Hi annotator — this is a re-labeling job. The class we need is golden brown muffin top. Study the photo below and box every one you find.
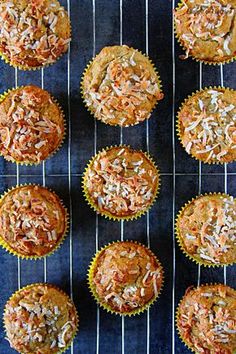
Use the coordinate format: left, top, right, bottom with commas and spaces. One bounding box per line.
92, 242, 163, 314
0, 0, 71, 68
0, 85, 65, 164
82, 45, 163, 127
4, 284, 78, 353
177, 284, 236, 354
84, 146, 159, 218
178, 88, 236, 163
0, 185, 67, 257
174, 0, 236, 63
177, 194, 236, 265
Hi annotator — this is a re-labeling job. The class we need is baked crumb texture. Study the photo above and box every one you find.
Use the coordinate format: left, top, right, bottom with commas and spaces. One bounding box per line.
82, 45, 164, 127
0, 85, 65, 164
83, 146, 160, 220
89, 241, 164, 315
0, 185, 67, 258
176, 193, 236, 266
0, 0, 71, 69
174, 0, 236, 64
4, 283, 78, 353
177, 87, 236, 164
177, 284, 236, 354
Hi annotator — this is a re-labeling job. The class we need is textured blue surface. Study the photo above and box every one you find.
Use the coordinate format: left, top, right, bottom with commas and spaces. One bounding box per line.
0, 1, 235, 353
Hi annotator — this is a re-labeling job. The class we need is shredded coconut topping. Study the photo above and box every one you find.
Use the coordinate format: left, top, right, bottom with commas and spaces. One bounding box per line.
178, 194, 236, 265
175, 0, 236, 62
179, 88, 236, 163
4, 284, 77, 352
178, 284, 236, 353
0, 0, 71, 68
0, 85, 64, 163
83, 45, 163, 126
0, 185, 66, 256
93, 242, 163, 313
85, 146, 159, 217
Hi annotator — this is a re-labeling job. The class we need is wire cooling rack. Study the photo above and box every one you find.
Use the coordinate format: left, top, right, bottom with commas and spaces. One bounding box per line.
0, 1, 235, 354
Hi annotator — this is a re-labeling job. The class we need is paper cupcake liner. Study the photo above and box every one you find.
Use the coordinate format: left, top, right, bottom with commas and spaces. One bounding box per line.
176, 86, 236, 164
175, 283, 236, 354
175, 192, 236, 267
0, 86, 66, 166
3, 283, 79, 354
0, 184, 69, 260
82, 145, 161, 221
80, 46, 163, 127
174, 1, 236, 66
0, 20, 72, 71
87, 240, 164, 317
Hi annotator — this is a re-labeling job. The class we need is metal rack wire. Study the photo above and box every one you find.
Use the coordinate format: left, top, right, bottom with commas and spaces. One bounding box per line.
2, 1, 232, 353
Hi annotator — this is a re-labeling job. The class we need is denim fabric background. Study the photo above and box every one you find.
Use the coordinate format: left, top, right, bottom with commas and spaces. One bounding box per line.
0, 1, 235, 353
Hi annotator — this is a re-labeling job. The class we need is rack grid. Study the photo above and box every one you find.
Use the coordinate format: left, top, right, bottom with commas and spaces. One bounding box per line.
0, 1, 235, 354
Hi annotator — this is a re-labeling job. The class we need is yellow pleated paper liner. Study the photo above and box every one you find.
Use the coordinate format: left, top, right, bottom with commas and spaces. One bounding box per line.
0, 86, 66, 166
0, 184, 69, 260
175, 283, 236, 354
175, 192, 236, 267
0, 12, 72, 71
82, 145, 161, 221
174, 1, 236, 66
176, 86, 236, 164
80, 45, 164, 127
3, 283, 79, 354
87, 240, 164, 317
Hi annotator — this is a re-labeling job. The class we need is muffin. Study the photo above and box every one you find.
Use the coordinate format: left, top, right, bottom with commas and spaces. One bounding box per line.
177, 87, 236, 164
177, 284, 236, 354
174, 0, 236, 64
88, 241, 164, 315
81, 45, 164, 127
4, 283, 78, 353
0, 185, 68, 258
0, 0, 71, 69
82, 146, 160, 220
176, 193, 236, 266
0, 85, 65, 164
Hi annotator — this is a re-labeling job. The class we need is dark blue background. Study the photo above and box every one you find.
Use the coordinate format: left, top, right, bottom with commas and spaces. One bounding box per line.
0, 1, 235, 353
